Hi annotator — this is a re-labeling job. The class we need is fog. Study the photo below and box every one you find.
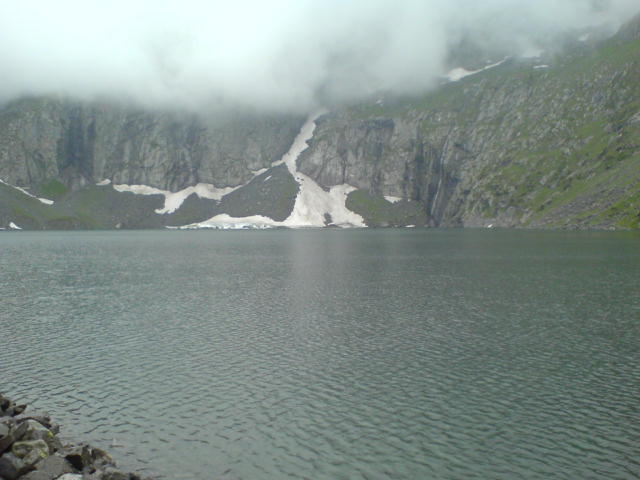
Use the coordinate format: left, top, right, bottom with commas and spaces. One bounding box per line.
1, 0, 638, 113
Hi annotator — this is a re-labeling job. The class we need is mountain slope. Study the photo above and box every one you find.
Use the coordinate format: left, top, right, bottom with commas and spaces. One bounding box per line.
300, 17, 640, 229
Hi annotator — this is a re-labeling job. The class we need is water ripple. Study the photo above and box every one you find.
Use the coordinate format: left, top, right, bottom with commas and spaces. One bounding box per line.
1, 229, 639, 479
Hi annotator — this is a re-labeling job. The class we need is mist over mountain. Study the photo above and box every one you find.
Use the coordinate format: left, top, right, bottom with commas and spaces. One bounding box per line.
1, 0, 639, 113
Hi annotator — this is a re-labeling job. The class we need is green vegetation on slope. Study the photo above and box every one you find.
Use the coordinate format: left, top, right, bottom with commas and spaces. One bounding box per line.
340, 29, 640, 229
346, 190, 427, 227
0, 182, 85, 229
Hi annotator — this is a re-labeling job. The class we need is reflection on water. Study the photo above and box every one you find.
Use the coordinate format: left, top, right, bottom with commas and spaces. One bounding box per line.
1, 229, 639, 479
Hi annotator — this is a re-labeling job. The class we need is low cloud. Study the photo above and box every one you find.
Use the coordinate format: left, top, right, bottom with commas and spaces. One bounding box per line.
0, 0, 638, 113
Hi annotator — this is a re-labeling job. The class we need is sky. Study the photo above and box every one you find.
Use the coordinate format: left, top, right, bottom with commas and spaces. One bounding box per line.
0, 0, 638, 113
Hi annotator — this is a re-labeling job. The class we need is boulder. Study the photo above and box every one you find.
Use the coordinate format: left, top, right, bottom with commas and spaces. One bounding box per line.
20, 455, 76, 480
61, 443, 115, 473
97, 467, 130, 480
0, 452, 23, 480
19, 420, 61, 453
0, 451, 36, 480
0, 394, 27, 417
12, 414, 59, 435
12, 439, 49, 460
0, 420, 28, 455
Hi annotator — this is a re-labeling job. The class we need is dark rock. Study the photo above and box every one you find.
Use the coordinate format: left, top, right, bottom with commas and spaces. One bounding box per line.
89, 446, 115, 469
12, 413, 58, 434
62, 444, 92, 471
0, 393, 27, 418
0, 422, 9, 440
0, 452, 29, 480
13, 405, 26, 416
21, 455, 75, 480
0, 420, 28, 455
95, 467, 129, 480
18, 471, 52, 480
0, 394, 11, 411
61, 443, 115, 473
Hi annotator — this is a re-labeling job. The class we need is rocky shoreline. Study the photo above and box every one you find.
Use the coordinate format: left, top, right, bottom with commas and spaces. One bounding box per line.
0, 394, 152, 480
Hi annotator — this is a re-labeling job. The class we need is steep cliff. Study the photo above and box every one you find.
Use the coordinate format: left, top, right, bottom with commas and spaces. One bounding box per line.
0, 99, 303, 192
299, 16, 640, 229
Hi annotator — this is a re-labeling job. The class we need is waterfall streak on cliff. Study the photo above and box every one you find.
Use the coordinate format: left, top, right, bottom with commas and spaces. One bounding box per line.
430, 134, 450, 218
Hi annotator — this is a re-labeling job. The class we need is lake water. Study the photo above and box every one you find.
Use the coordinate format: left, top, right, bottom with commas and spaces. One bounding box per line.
1, 229, 639, 479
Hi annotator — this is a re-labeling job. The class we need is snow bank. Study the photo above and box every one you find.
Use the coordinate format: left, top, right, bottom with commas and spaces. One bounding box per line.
9, 222, 22, 230
173, 214, 276, 230
112, 182, 238, 214
176, 111, 365, 230
444, 58, 508, 82
277, 111, 364, 228
282, 178, 364, 227
0, 179, 54, 205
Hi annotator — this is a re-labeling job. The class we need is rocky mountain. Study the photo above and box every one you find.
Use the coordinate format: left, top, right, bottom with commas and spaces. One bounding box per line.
1, 14, 638, 230
300, 14, 640, 229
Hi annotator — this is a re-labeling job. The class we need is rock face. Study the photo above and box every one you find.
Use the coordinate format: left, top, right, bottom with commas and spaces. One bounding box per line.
0, 100, 303, 192
0, 393, 151, 480
0, 14, 638, 230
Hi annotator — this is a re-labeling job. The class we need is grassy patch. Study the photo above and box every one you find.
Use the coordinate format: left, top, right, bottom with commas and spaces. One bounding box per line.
35, 179, 70, 200
346, 189, 427, 227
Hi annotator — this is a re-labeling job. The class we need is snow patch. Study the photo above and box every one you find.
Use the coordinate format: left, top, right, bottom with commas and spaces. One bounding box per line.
444, 58, 508, 82
251, 168, 268, 176
533, 65, 549, 70
384, 196, 402, 204
263, 175, 272, 182
176, 112, 365, 230
174, 214, 276, 230
113, 182, 239, 214
96, 179, 111, 186
279, 111, 364, 228
579, 33, 591, 42
0, 178, 54, 205
9, 222, 22, 230
271, 112, 322, 171
282, 179, 364, 227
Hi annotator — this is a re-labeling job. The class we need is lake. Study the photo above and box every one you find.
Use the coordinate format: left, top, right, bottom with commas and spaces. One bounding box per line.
1, 229, 639, 479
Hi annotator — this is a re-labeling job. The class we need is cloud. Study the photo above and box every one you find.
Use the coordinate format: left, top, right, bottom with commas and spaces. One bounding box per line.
0, 0, 638, 113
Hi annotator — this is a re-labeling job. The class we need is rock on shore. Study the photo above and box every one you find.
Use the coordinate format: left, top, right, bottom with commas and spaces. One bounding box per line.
0, 393, 153, 480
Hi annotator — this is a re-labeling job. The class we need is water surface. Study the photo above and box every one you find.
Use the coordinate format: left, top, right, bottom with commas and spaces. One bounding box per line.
1, 229, 639, 479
